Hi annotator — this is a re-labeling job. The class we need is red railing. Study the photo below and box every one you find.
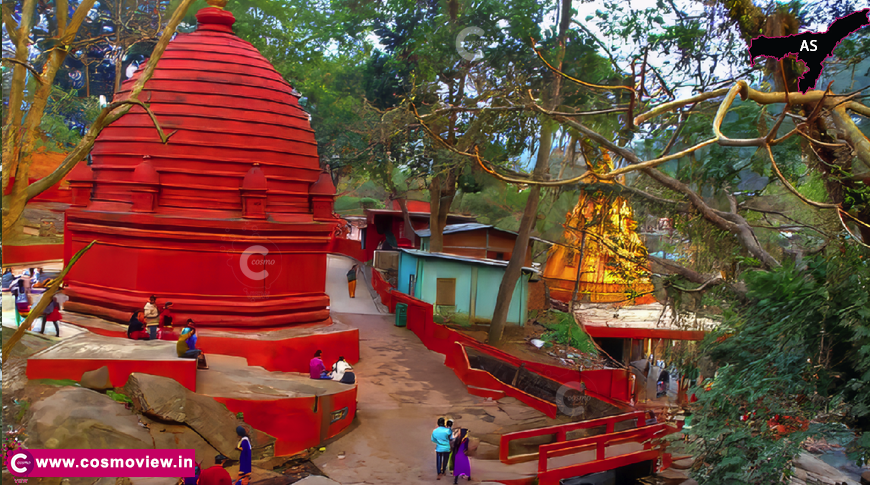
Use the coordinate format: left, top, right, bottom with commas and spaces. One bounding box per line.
498, 411, 647, 464
536, 421, 681, 485
371, 269, 394, 309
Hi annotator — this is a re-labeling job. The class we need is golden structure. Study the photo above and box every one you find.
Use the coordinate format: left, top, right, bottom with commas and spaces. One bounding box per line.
543, 153, 656, 306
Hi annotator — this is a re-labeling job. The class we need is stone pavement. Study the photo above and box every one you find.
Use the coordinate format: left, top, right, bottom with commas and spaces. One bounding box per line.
314, 312, 583, 485
326, 255, 381, 315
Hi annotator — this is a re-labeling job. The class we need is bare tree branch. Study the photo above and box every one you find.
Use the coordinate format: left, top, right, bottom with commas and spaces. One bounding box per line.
0, 58, 44, 82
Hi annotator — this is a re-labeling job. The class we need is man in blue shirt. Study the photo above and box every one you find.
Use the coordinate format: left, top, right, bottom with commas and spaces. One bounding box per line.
431, 417, 452, 479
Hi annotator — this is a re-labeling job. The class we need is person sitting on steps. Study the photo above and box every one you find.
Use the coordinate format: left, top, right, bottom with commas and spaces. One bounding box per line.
309, 350, 331, 379
177, 322, 208, 369
127, 311, 151, 340
330, 356, 355, 384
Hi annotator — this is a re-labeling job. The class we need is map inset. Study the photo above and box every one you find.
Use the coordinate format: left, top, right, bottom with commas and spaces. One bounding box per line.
748, 9, 870, 93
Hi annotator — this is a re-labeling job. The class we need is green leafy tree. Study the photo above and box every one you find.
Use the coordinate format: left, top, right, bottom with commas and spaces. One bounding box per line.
688, 244, 870, 483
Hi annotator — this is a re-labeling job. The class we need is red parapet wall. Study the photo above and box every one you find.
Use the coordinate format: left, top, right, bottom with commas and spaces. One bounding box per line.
2, 244, 64, 265
371, 269, 393, 309
196, 328, 360, 373
27, 356, 198, 391
60, 315, 359, 375
329, 237, 367, 262
213, 386, 357, 457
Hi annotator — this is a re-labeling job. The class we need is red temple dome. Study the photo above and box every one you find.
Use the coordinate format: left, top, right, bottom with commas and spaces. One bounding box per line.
63, 6, 336, 328
88, 6, 320, 221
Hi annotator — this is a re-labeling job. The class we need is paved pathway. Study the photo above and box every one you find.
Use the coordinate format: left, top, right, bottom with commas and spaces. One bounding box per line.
326, 255, 381, 315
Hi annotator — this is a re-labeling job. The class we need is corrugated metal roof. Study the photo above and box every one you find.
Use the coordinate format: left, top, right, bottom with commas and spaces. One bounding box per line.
416, 223, 554, 245
399, 248, 539, 273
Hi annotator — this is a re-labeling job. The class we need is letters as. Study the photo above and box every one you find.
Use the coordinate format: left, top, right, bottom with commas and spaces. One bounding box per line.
800, 39, 818, 51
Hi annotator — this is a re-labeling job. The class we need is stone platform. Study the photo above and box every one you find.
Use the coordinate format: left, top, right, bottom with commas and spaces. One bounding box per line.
200, 355, 357, 457
25, 335, 358, 457
61, 311, 360, 373
26, 334, 198, 390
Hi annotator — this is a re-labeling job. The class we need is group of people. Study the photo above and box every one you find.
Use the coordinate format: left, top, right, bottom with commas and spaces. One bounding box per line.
431, 418, 471, 483
127, 295, 208, 369
5, 267, 63, 336
2, 267, 51, 291
181, 426, 252, 485
309, 350, 355, 384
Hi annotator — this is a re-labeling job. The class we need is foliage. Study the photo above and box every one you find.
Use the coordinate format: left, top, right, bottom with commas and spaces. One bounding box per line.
13, 399, 30, 423
36, 86, 102, 152
687, 244, 870, 483
539, 311, 598, 355
106, 390, 134, 405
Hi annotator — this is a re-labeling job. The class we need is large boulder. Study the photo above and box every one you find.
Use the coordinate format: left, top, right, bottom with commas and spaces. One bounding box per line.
793, 452, 860, 485
123, 374, 241, 458
80, 366, 113, 391
28, 387, 153, 449
142, 417, 222, 466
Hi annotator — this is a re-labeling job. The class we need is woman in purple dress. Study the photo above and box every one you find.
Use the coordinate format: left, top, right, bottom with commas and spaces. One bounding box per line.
452, 428, 471, 484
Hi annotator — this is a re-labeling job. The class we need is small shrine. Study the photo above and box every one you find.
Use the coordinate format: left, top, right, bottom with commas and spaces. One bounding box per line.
543, 153, 656, 306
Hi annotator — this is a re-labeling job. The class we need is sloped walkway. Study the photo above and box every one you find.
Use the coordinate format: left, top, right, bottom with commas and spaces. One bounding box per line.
313, 312, 574, 484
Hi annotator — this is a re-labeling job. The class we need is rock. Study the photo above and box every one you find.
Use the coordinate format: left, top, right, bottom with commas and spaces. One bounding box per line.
793, 453, 860, 485
28, 387, 153, 450
80, 366, 112, 391
123, 374, 241, 458
141, 417, 222, 465
469, 441, 499, 460
294, 477, 341, 485
862, 471, 870, 485
129, 479, 176, 485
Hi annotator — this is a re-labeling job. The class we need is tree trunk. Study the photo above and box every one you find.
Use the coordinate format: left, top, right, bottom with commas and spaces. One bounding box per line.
114, 55, 123, 94
569, 232, 587, 313
487, 136, 550, 344
487, 0, 572, 345
429, 174, 445, 252
393, 194, 416, 244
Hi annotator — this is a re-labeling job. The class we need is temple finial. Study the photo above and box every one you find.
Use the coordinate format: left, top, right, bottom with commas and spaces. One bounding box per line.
206, 0, 228, 9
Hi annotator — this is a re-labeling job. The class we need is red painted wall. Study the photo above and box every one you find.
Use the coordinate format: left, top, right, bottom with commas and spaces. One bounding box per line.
197, 328, 360, 373
2, 244, 64, 265
27, 356, 198, 391
214, 386, 357, 456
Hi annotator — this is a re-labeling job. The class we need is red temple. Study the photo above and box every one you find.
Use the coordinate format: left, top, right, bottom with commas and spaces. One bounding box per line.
63, 5, 339, 328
